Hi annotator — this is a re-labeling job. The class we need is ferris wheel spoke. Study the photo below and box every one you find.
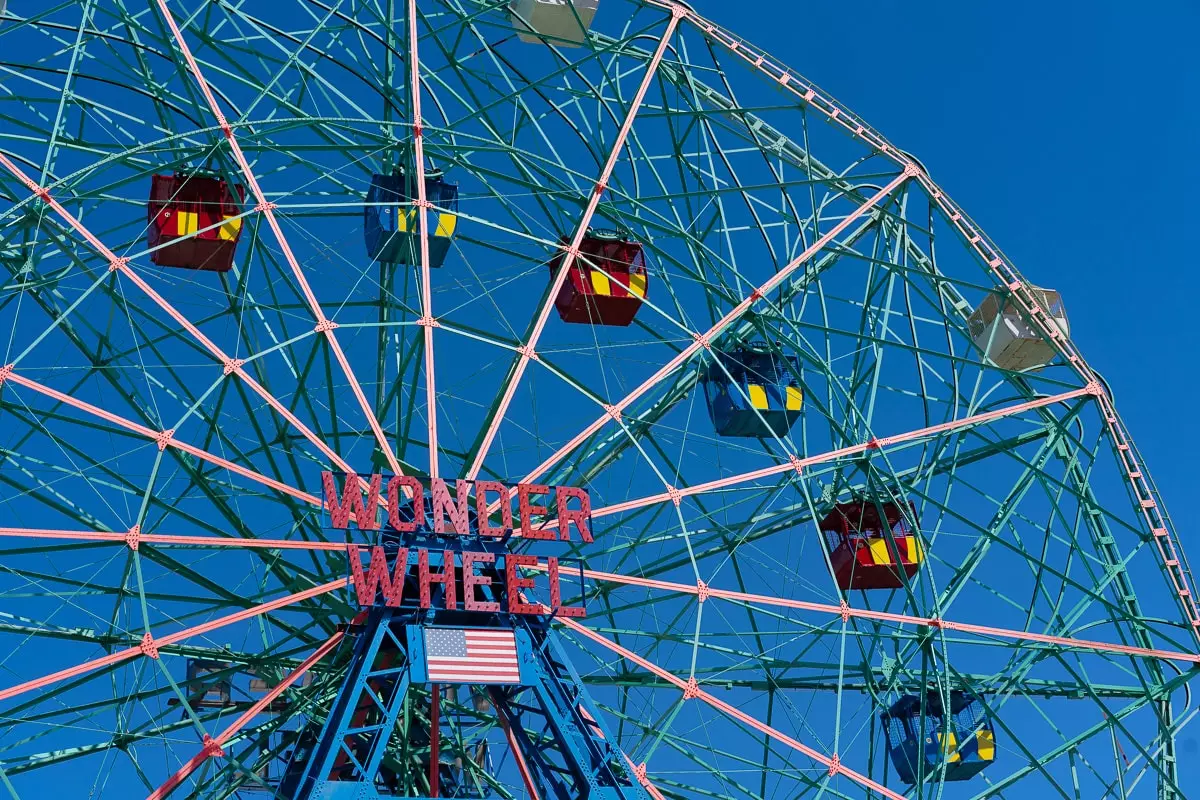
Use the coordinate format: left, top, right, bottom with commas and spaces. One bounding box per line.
566, 566, 1200, 668
407, 0, 443, 479
0, 368, 320, 507
152, 0, 402, 476
559, 616, 905, 800
464, 6, 685, 481
0, 527, 342, 551
0, 352, 285, 552
579, 384, 1102, 527
513, 170, 914, 490
146, 627, 345, 800
526, 220, 886, 493
0, 577, 341, 707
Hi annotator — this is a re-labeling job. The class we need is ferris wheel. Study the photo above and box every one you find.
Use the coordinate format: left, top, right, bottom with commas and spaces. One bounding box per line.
0, 1, 1196, 799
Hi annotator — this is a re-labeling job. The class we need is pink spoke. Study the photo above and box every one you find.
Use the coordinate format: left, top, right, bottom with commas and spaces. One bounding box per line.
586, 383, 1101, 521
0, 578, 343, 704
559, 617, 906, 800
621, 754, 668, 800
407, 0, 440, 479
1, 367, 321, 506
0, 526, 343, 550
513, 169, 914, 488
146, 629, 345, 800
0, 154, 358, 478
153, 0, 402, 476
494, 703, 542, 800
99, 267, 355, 472
465, 6, 688, 481
552, 566, 1200, 666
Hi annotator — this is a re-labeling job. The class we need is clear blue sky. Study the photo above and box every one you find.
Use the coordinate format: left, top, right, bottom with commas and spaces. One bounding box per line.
730, 0, 1200, 776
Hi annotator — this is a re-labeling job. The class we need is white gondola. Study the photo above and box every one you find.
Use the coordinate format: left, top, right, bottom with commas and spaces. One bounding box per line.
509, 0, 599, 47
968, 287, 1069, 371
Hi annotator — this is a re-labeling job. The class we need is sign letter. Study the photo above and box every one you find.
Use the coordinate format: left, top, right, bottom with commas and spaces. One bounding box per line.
419, 549, 458, 610
431, 479, 472, 536
348, 544, 408, 606
518, 483, 555, 540
505, 554, 541, 615
475, 481, 513, 538
463, 551, 500, 612
388, 475, 424, 532
323, 472, 382, 530
548, 556, 586, 618
555, 486, 593, 543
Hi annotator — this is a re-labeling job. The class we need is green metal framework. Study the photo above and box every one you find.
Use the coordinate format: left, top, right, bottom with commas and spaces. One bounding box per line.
0, 1, 1195, 798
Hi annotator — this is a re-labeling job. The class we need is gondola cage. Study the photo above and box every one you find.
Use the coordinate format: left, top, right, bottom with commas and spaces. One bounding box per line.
147, 173, 245, 272
967, 287, 1068, 371
700, 344, 803, 437
820, 500, 922, 590
881, 691, 996, 784
551, 228, 648, 326
364, 168, 459, 268
509, 0, 599, 47
184, 658, 234, 708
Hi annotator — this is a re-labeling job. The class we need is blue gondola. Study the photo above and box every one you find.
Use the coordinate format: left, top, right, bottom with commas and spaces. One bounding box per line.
364, 168, 459, 267
700, 343, 803, 437
881, 691, 996, 784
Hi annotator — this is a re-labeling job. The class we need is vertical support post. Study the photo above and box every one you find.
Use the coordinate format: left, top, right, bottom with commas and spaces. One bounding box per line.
1158, 698, 1177, 800
429, 682, 441, 797
407, 0, 440, 480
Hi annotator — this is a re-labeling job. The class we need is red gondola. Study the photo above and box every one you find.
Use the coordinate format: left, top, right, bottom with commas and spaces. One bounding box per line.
147, 173, 245, 272
550, 229, 647, 327
820, 500, 922, 590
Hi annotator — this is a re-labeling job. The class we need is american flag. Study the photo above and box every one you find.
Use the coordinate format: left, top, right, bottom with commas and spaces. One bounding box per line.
424, 627, 521, 684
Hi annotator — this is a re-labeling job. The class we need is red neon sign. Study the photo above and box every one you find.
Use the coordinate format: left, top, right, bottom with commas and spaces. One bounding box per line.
320, 472, 592, 542
347, 546, 585, 618
323, 473, 591, 617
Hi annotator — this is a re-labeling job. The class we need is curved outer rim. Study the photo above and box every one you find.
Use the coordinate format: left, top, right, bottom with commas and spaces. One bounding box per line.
623, 0, 1200, 643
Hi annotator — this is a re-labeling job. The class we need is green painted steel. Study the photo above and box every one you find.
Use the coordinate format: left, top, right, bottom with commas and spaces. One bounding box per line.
0, 1, 1195, 799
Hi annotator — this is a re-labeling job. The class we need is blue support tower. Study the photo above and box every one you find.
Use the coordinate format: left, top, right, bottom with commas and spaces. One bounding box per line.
280, 606, 412, 798
279, 522, 646, 800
